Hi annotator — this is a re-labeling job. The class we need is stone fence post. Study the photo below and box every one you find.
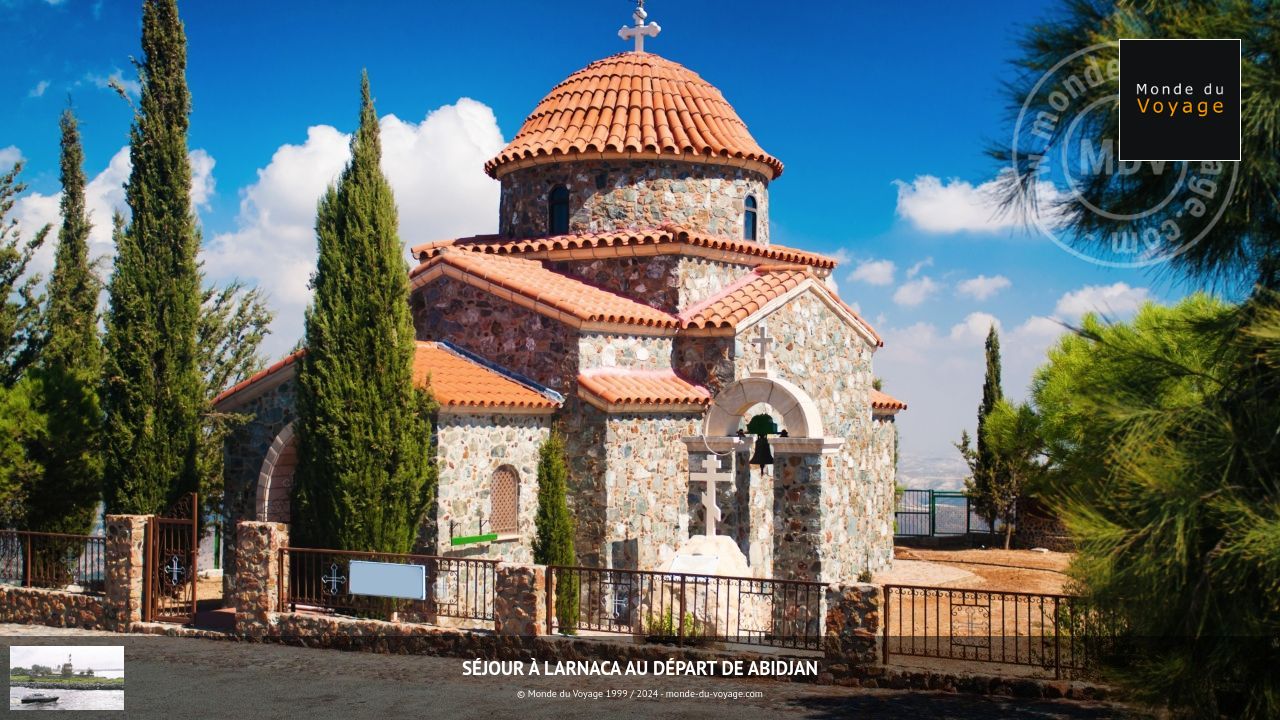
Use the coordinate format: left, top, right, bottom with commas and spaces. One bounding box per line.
231, 521, 289, 636
493, 563, 549, 636
104, 515, 148, 631
824, 582, 881, 667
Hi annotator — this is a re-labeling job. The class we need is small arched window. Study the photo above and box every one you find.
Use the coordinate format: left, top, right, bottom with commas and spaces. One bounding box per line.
490, 466, 520, 535
548, 185, 570, 235
744, 194, 758, 241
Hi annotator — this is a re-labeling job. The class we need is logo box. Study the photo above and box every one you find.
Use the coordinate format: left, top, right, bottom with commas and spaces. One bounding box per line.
1119, 38, 1241, 161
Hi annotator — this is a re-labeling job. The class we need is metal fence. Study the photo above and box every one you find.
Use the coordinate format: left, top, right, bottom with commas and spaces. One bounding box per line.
883, 584, 1116, 678
895, 489, 996, 537
0, 530, 106, 595
279, 547, 497, 623
547, 565, 827, 650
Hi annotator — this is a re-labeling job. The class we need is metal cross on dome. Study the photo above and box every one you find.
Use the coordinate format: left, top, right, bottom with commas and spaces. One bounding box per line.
321, 563, 346, 595
163, 555, 186, 586
619, 0, 661, 53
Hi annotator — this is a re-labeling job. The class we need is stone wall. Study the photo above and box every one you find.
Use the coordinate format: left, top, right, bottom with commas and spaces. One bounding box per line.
432, 414, 550, 563
221, 378, 296, 598
677, 257, 758, 309
561, 256, 682, 313
674, 335, 736, 396
733, 290, 892, 582
824, 582, 880, 667
1014, 513, 1074, 553
0, 586, 107, 630
493, 563, 549, 636
498, 159, 770, 244
578, 333, 672, 371
603, 413, 701, 571
232, 521, 289, 637
104, 515, 147, 630
772, 454, 826, 581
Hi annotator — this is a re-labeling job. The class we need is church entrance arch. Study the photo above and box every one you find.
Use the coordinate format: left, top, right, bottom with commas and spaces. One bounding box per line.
256, 422, 297, 523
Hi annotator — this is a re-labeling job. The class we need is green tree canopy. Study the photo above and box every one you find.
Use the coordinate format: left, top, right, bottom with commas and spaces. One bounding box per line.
291, 72, 435, 553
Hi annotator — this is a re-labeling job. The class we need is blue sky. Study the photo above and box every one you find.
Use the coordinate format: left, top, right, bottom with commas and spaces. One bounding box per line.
1, 0, 1213, 465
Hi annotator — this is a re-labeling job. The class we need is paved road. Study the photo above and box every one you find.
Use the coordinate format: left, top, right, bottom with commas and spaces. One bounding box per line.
0, 625, 1147, 720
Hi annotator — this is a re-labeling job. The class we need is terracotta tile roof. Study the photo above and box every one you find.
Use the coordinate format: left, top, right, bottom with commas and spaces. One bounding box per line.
485, 52, 782, 179
871, 389, 907, 412
409, 250, 681, 332
213, 349, 304, 407
679, 264, 883, 346
413, 342, 559, 411
411, 226, 836, 271
213, 342, 561, 413
577, 368, 711, 411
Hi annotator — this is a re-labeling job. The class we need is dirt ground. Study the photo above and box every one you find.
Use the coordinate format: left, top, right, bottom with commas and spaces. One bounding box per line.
878, 547, 1074, 595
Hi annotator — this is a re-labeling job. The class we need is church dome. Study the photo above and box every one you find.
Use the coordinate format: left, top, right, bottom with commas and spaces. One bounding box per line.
485, 52, 783, 180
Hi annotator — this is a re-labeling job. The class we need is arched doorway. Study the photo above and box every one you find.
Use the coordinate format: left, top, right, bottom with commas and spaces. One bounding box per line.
255, 422, 296, 523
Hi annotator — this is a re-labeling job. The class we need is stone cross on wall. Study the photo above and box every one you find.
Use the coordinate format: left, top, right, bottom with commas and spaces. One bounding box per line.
619, 0, 661, 53
689, 453, 734, 537
751, 323, 774, 374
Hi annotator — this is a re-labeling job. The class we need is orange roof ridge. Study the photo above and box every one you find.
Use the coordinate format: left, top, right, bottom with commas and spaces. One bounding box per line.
577, 367, 711, 412
410, 226, 838, 271
213, 349, 305, 406
486, 52, 782, 179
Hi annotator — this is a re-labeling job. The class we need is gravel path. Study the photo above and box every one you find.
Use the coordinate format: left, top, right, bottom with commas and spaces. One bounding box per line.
0, 624, 1149, 720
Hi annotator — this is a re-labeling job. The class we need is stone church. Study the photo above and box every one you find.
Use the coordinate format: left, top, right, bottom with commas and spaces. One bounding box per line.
215, 10, 905, 594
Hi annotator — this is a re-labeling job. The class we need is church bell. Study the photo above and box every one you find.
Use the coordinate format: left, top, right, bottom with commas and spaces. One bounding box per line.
749, 434, 774, 468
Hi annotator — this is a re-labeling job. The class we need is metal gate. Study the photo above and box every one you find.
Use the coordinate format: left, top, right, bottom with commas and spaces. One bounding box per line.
145, 492, 198, 624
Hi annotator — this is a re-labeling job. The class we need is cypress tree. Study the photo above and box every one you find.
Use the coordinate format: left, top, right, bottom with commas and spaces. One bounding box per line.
102, 0, 203, 515
532, 431, 578, 633
967, 325, 1005, 531
291, 72, 436, 553
27, 108, 103, 535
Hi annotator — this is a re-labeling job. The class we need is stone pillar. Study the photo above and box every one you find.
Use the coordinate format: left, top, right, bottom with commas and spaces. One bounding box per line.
232, 521, 288, 636
824, 582, 881, 667
104, 515, 148, 631
773, 454, 823, 581
493, 563, 549, 636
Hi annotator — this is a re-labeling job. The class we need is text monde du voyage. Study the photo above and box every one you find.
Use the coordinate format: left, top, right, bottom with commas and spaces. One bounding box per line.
462, 658, 820, 677
1133, 82, 1229, 118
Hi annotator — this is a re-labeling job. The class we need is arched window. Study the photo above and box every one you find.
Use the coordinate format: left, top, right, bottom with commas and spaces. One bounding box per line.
548, 185, 570, 235
743, 194, 758, 241
490, 466, 520, 535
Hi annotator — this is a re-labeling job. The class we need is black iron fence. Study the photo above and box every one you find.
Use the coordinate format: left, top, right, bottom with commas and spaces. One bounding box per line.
547, 565, 826, 650
895, 489, 996, 537
883, 584, 1117, 678
0, 530, 106, 595
279, 547, 496, 623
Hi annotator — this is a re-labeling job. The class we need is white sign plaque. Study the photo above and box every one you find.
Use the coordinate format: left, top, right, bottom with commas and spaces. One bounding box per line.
349, 560, 426, 600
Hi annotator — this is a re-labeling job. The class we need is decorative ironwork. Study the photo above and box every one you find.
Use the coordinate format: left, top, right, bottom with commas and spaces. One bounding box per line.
546, 565, 826, 650
0, 531, 106, 594
145, 492, 198, 624
280, 547, 496, 624
883, 583, 1117, 679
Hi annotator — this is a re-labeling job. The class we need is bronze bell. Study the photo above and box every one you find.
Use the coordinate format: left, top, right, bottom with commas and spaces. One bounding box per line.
749, 434, 774, 468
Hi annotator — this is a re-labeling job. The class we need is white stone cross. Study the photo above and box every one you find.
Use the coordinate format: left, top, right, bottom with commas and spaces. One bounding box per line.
689, 454, 734, 537
751, 323, 774, 374
619, 0, 661, 53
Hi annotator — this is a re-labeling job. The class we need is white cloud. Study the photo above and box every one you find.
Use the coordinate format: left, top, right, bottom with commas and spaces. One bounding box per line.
0, 145, 22, 169
28, 80, 50, 98
892, 276, 939, 307
949, 312, 1000, 342
85, 70, 140, 98
893, 170, 1066, 234
956, 274, 1011, 301
202, 98, 504, 357
848, 258, 895, 286
1053, 282, 1150, 321
12, 145, 213, 282
906, 257, 932, 279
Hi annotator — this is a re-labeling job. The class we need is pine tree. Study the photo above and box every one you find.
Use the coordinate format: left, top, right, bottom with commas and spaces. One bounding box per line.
291, 72, 436, 553
0, 161, 49, 388
532, 430, 578, 633
965, 324, 1005, 532
26, 108, 103, 535
102, 0, 203, 515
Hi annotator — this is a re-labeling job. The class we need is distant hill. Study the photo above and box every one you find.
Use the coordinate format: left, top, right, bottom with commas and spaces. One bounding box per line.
897, 454, 968, 491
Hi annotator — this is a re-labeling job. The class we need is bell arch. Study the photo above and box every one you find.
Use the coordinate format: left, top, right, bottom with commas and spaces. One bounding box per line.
255, 422, 297, 523
703, 375, 824, 438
